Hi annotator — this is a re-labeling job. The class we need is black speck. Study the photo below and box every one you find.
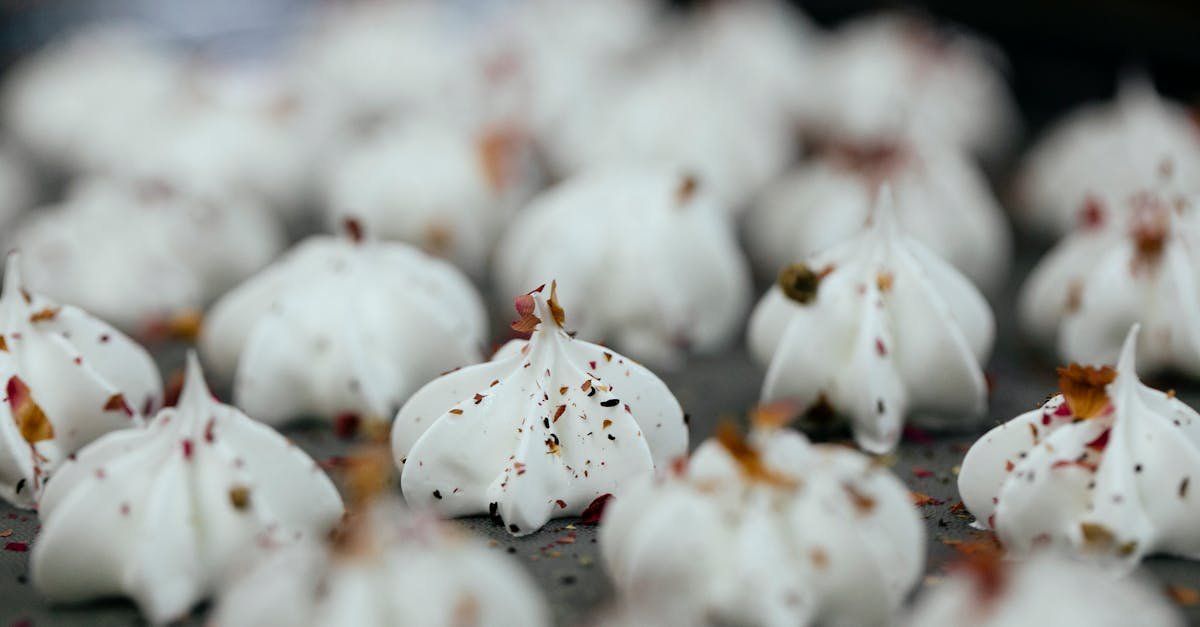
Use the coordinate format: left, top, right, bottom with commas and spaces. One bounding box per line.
506, 547, 517, 554
433, 490, 442, 500
607, 434, 616, 441
509, 524, 520, 533
601, 398, 619, 407
1135, 464, 1143, 473
489, 502, 499, 517
876, 399, 885, 414
17, 574, 27, 584
15, 479, 25, 494
560, 575, 577, 585
543, 418, 550, 429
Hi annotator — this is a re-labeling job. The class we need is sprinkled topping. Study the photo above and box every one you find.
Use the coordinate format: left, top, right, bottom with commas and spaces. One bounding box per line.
28, 306, 60, 322
1056, 364, 1115, 419
580, 494, 613, 524
715, 422, 798, 487
343, 217, 365, 243
7, 376, 53, 443
228, 486, 251, 510
777, 263, 822, 305
675, 175, 699, 205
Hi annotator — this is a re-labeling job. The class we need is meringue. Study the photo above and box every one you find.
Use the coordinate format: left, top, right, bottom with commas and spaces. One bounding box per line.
392, 282, 687, 536
1019, 190, 1200, 377
746, 140, 1011, 291
1014, 78, 1200, 237
0, 254, 162, 508
31, 353, 344, 624
541, 54, 795, 209
748, 188, 994, 453
0, 142, 35, 229
210, 498, 551, 627
600, 422, 925, 627
111, 63, 319, 218
960, 325, 1200, 568
494, 167, 752, 367
8, 177, 284, 331
323, 118, 539, 278
200, 234, 487, 427
289, 0, 499, 133
3, 24, 179, 173
902, 553, 1183, 627
805, 13, 1018, 160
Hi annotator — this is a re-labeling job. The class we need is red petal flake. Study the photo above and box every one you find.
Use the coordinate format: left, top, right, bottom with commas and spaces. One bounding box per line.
580, 494, 613, 524
4, 542, 27, 552
7, 376, 53, 443
103, 393, 133, 416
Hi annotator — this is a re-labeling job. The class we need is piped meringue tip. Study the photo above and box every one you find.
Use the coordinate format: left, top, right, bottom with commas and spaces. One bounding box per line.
178, 351, 211, 410
1116, 323, 1141, 378
2, 252, 22, 301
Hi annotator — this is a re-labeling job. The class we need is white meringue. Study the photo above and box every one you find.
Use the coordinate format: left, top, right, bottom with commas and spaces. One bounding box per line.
210, 498, 551, 627
600, 423, 925, 627
8, 177, 284, 332
392, 283, 687, 536
0, 255, 161, 508
111, 63, 319, 218
31, 353, 344, 624
323, 118, 539, 278
0, 142, 35, 229
746, 140, 1011, 291
1014, 79, 1200, 237
3, 24, 179, 173
805, 13, 1018, 160
1019, 191, 1200, 377
483, 0, 661, 144
200, 234, 487, 427
960, 325, 1200, 568
289, 0, 499, 133
494, 167, 752, 367
902, 553, 1184, 627
748, 188, 994, 453
541, 53, 796, 209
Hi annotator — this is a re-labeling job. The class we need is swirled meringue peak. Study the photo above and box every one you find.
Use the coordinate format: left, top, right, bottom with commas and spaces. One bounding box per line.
210, 497, 551, 627
392, 282, 687, 536
0, 253, 161, 508
1014, 78, 1200, 237
745, 140, 1011, 292
200, 232, 487, 427
901, 552, 1183, 627
748, 188, 994, 453
31, 353, 344, 624
960, 325, 1200, 569
1020, 190, 1200, 377
600, 418, 925, 627
494, 166, 752, 368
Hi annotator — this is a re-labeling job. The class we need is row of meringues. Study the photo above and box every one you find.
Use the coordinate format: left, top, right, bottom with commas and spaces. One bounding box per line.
0, 238, 1194, 625
0, 1, 1195, 370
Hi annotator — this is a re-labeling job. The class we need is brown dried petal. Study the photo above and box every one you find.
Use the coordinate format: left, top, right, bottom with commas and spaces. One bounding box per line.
1057, 364, 1115, 419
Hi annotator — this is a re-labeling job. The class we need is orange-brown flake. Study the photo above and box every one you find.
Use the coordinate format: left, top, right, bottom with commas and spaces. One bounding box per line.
7, 376, 52, 444
1064, 280, 1084, 314
228, 485, 251, 511
875, 272, 894, 293
424, 223, 454, 256
748, 400, 801, 430
715, 422, 798, 487
343, 217, 365, 243
478, 128, 518, 191
547, 281, 566, 328
28, 307, 60, 323
1167, 585, 1200, 606
843, 483, 877, 514
676, 175, 699, 205
0, 336, 8, 352
809, 547, 830, 570
1057, 364, 1115, 419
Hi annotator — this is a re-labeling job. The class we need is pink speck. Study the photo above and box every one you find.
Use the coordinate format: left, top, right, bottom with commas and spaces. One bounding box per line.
182, 439, 194, 460
4, 542, 27, 552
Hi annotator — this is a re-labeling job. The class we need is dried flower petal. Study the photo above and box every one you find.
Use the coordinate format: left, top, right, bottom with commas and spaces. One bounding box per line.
777, 263, 822, 305
714, 422, 798, 487
7, 376, 53, 444
547, 281, 566, 328
580, 493, 613, 524
1056, 364, 1115, 419
748, 400, 801, 430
